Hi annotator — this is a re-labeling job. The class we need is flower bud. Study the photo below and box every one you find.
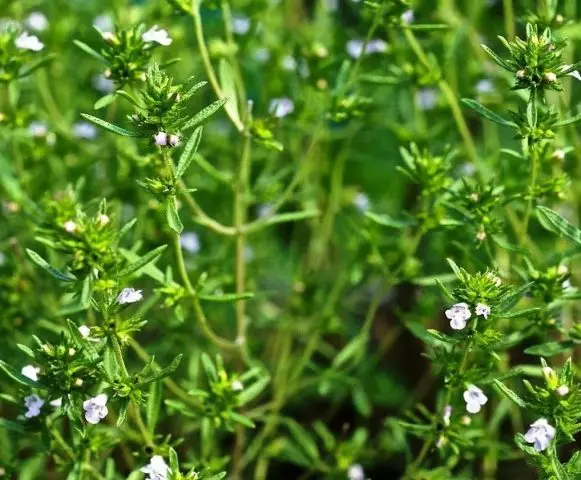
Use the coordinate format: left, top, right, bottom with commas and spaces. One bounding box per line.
516, 69, 526, 78
542, 366, 559, 389
64, 220, 77, 233
544, 72, 557, 82
74, 378, 83, 387
68, 348, 76, 356
556, 385, 569, 396
555, 14, 564, 24
168, 134, 180, 147
553, 149, 566, 161
98, 214, 110, 226
461, 415, 471, 425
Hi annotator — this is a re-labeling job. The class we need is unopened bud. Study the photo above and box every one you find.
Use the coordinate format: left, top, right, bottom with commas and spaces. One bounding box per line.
556, 385, 569, 396
63, 220, 77, 233
555, 14, 564, 25
516, 69, 526, 78
68, 348, 76, 356
553, 149, 566, 161
168, 134, 180, 147
544, 72, 557, 82
74, 378, 83, 387
461, 416, 471, 425
98, 214, 110, 226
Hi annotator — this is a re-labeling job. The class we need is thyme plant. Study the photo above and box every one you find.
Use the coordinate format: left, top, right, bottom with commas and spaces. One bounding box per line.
1, 0, 581, 479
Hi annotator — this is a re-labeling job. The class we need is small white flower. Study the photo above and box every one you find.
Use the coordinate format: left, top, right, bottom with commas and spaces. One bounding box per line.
556, 385, 569, 396
140, 455, 170, 480
347, 464, 365, 480
553, 149, 566, 161
117, 287, 143, 305
28, 121, 48, 137
83, 394, 108, 424
463, 385, 488, 414
544, 71, 557, 82
415, 88, 438, 110
15, 32, 44, 51
21, 365, 40, 381
73, 121, 97, 139
50, 397, 63, 408
476, 79, 494, 94
443, 405, 452, 426
516, 69, 526, 78
346, 39, 365, 59
93, 74, 115, 94
97, 214, 110, 226
475, 303, 491, 319
281, 55, 297, 71
253, 47, 271, 63
353, 192, 370, 212
366, 39, 388, 54
476, 230, 487, 242
445, 302, 471, 330
24, 394, 44, 418
78, 325, 91, 338
142, 25, 172, 46
560, 64, 581, 81
524, 418, 556, 452
63, 220, 77, 233
257, 203, 274, 218
168, 134, 180, 147
154, 131, 168, 146
232, 380, 244, 391
401, 9, 414, 24
269, 97, 295, 118
232, 15, 251, 35
93, 14, 114, 33
26, 12, 49, 32
181, 232, 201, 254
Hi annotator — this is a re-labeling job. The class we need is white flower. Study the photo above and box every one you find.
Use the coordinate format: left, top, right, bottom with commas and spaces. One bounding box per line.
92, 74, 115, 93
93, 14, 114, 33
168, 134, 180, 147
475, 303, 491, 319
63, 220, 77, 233
463, 385, 488, 414
445, 302, 471, 330
353, 192, 370, 212
524, 418, 556, 452
347, 464, 365, 480
366, 39, 388, 54
562, 279, 574, 292
415, 88, 438, 110
117, 287, 143, 305
140, 455, 170, 480
476, 79, 494, 94
257, 203, 274, 218
560, 64, 581, 81
50, 397, 63, 408
346, 39, 388, 59
83, 394, 108, 424
346, 40, 365, 59
253, 47, 271, 63
544, 71, 557, 83
98, 214, 110, 226
232, 380, 244, 391
73, 121, 98, 139
401, 9, 414, 24
181, 232, 201, 254
443, 405, 452, 426
269, 97, 295, 118
24, 394, 44, 418
553, 149, 566, 161
516, 69, 526, 78
21, 365, 40, 381
232, 15, 251, 35
28, 121, 48, 137
142, 26, 172, 46
556, 385, 569, 396
281, 55, 297, 71
78, 325, 91, 338
153, 131, 168, 146
15, 32, 44, 51
26, 12, 49, 32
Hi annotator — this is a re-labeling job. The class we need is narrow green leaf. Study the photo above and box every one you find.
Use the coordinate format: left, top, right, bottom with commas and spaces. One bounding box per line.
17, 344, 36, 359
219, 58, 241, 126
537, 206, 581, 245
117, 245, 167, 277
94, 94, 116, 110
461, 98, 516, 127
117, 402, 128, 427
230, 411, 255, 428
146, 381, 163, 434
80, 113, 143, 137
18, 54, 56, 78
0, 360, 46, 389
140, 355, 183, 385
554, 110, 581, 127
198, 292, 254, 302
238, 377, 270, 406
176, 127, 203, 178
182, 98, 228, 130
166, 196, 183, 233
480, 44, 513, 71
524, 341, 573, 356
285, 419, 320, 462
493, 379, 528, 408
26, 249, 77, 282
332, 334, 367, 369
364, 211, 412, 229
73, 40, 106, 62
0, 418, 26, 433
201, 354, 217, 382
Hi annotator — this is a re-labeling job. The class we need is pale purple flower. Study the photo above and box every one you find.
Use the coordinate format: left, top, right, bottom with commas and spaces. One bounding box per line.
253, 47, 271, 63
524, 418, 556, 452
28, 121, 48, 137
476, 79, 494, 94
181, 232, 201, 254
401, 9, 414, 24
93, 14, 114, 33
83, 394, 108, 424
140, 455, 170, 480
269, 97, 294, 118
15, 32, 44, 51
21, 365, 40, 381
445, 302, 471, 330
347, 464, 365, 480
63, 220, 77, 233
117, 287, 143, 305
443, 405, 452, 426
281, 55, 297, 71
475, 303, 491, 319
24, 394, 44, 418
257, 203, 274, 218
92, 74, 115, 93
73, 121, 98, 139
232, 15, 251, 35
366, 39, 388, 54
415, 88, 438, 110
463, 385, 488, 414
346, 39, 387, 58
25, 12, 48, 32
353, 192, 370, 212
142, 26, 172, 46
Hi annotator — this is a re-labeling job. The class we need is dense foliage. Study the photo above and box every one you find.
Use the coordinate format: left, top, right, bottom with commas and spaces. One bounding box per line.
1, 0, 581, 479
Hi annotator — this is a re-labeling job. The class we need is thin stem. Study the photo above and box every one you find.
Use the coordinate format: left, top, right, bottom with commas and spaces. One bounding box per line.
179, 184, 236, 236
502, 0, 515, 40
522, 143, 539, 242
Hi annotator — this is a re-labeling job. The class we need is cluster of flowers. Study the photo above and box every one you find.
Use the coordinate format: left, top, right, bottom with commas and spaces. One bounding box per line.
445, 302, 490, 330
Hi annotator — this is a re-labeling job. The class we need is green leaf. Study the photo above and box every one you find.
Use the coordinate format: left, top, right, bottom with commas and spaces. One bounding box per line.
0, 418, 26, 433
166, 196, 183, 233
169, 448, 180, 472
73, 40, 106, 62
554, 110, 581, 127
238, 377, 270, 406
405, 322, 452, 348
80, 113, 143, 137
363, 211, 412, 229
26, 249, 77, 282
198, 292, 254, 302
182, 98, 228, 130
120, 248, 166, 285
332, 334, 367, 369
461, 98, 516, 127
219, 58, 241, 126
480, 44, 513, 71
117, 245, 167, 277
17, 344, 36, 359
18, 54, 56, 78
537, 206, 581, 245
446, 258, 464, 280
94, 94, 116, 110
284, 419, 320, 462
117, 402, 128, 427
524, 341, 573, 356
176, 127, 203, 178
140, 355, 183, 385
146, 381, 163, 434
0, 360, 46, 389
493, 379, 528, 408
351, 384, 372, 417
230, 411, 255, 428
200, 353, 218, 382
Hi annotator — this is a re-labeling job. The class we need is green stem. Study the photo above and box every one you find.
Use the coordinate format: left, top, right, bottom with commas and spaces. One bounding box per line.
502, 0, 515, 39
522, 143, 539, 242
